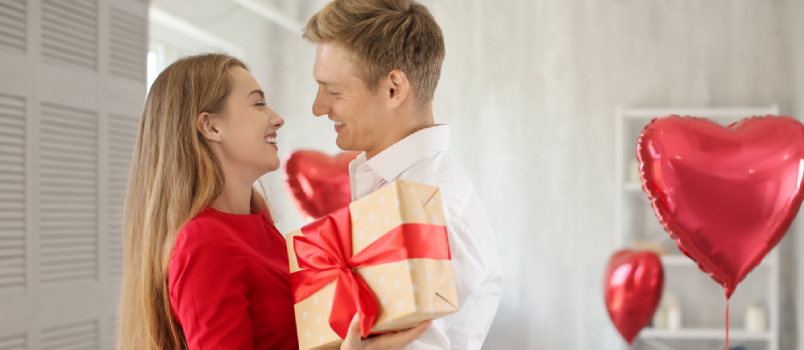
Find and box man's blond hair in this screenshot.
[304,0,445,109]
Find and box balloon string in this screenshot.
[726,299,730,350]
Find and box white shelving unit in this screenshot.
[614,106,781,350]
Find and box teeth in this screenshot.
[264,137,277,144]
[334,121,345,127]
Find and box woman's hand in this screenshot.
[341,315,432,350]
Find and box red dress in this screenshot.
[169,207,299,350]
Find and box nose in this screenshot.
[270,111,284,129]
[312,86,329,117]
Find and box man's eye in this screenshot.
[329,91,339,96]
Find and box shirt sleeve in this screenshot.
[404,193,505,350]
[168,220,253,350]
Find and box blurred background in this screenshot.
[2,0,804,349]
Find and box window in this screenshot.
[147,6,245,91]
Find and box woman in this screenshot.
[117,54,430,350]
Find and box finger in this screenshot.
[402,320,432,342]
[341,314,362,350]
[367,320,432,350]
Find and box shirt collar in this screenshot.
[349,125,451,182]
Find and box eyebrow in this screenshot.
[315,79,332,86]
[249,89,264,99]
[313,73,335,87]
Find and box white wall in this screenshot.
[147,0,804,349]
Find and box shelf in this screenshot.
[640,328,771,341]
[622,107,778,120]
[661,254,775,268]
[660,255,696,266]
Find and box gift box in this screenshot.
[286,180,459,350]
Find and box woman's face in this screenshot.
[210,66,284,178]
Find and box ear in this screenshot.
[386,69,410,109]
[196,111,222,143]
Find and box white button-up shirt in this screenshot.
[349,125,504,350]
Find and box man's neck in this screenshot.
[365,109,434,160]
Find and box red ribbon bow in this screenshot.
[291,205,451,339]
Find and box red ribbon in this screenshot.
[291,205,451,339]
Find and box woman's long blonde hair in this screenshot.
[117,53,266,350]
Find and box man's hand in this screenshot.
[341,314,432,350]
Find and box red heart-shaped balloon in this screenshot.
[604,250,664,345]
[637,115,804,298]
[283,150,360,221]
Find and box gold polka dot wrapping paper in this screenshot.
[286,180,460,350]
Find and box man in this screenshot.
[304,1,504,349]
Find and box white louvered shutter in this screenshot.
[0,0,148,349]
[0,0,26,53]
[39,102,99,284]
[0,93,26,291]
[107,113,138,278]
[109,7,146,82]
[41,0,99,71]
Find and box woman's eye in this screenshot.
[255,102,266,106]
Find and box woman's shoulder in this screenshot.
[173,208,242,255]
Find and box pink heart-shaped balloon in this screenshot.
[604,250,664,345]
[283,150,360,221]
[637,115,804,297]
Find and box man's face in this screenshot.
[312,43,390,152]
